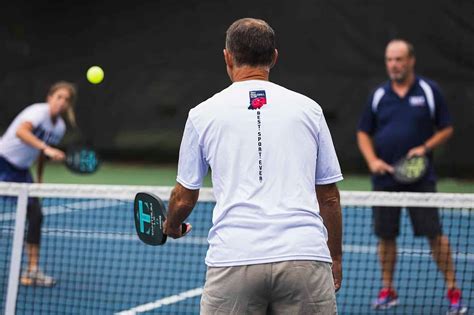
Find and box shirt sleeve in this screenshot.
[19,105,48,128]
[315,113,343,185]
[357,96,376,134]
[176,116,209,189]
[432,84,452,129]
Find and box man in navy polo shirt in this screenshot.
[357,39,466,314]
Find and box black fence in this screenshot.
[1,0,473,176]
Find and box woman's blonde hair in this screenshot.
[47,81,78,128]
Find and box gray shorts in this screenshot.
[200,260,337,315]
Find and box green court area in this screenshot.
[39,162,474,193]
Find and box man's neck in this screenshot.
[231,66,270,82]
[391,73,415,98]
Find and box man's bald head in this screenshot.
[225,18,276,67]
[386,39,415,58]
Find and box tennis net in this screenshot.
[0,182,472,314]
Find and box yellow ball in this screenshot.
[86,66,104,84]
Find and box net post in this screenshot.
[5,184,28,315]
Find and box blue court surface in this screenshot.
[1,198,472,314]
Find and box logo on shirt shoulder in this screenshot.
[409,96,426,107]
[248,90,267,110]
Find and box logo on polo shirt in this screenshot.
[248,90,267,110]
[409,96,426,107]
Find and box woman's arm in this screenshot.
[16,121,65,161]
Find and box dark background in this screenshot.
[1,0,473,177]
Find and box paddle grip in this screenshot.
[181,223,187,234]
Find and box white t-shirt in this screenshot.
[0,103,66,169]
[177,80,343,267]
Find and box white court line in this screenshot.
[40,229,209,245]
[1,203,469,222]
[0,200,126,222]
[43,200,125,215]
[0,228,209,245]
[115,287,203,315]
[0,228,472,261]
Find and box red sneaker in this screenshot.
[372,287,398,310]
[446,288,467,315]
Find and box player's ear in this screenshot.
[223,49,233,68]
[270,49,278,69]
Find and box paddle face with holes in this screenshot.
[134,192,168,245]
[65,145,100,174]
[393,155,429,184]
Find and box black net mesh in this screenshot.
[0,185,472,314]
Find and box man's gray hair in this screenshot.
[225,18,276,67]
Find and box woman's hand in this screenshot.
[43,146,65,161]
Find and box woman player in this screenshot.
[0,81,77,286]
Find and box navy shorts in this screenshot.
[0,156,34,183]
[373,182,442,239]
[1,156,43,244]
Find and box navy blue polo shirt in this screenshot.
[358,76,452,188]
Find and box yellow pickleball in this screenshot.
[86,66,104,84]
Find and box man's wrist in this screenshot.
[367,156,379,165]
[165,218,181,230]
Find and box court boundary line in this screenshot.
[0,199,126,222]
[114,287,203,315]
[0,228,472,261]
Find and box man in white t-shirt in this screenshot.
[164,18,343,314]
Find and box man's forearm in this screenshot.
[167,183,199,229]
[316,184,342,261]
[357,131,378,165]
[424,126,453,151]
[322,202,343,261]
